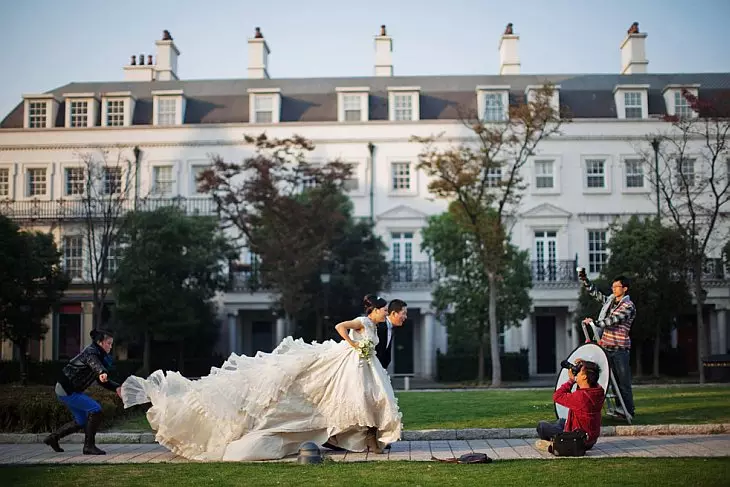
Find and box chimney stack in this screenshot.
[155,30,180,80]
[498,23,520,75]
[620,22,648,74]
[374,25,393,77]
[248,27,271,79]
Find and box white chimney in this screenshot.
[155,30,180,81]
[123,53,155,82]
[374,25,393,77]
[620,22,648,74]
[248,27,271,79]
[498,23,520,75]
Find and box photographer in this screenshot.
[535,360,605,452]
[579,271,636,418]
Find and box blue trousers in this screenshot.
[606,348,635,416]
[58,392,101,426]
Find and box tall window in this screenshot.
[535,160,554,189]
[390,232,414,282]
[27,168,47,197]
[676,157,696,188]
[391,162,411,191]
[588,230,608,273]
[157,97,177,125]
[65,167,85,196]
[103,236,120,276]
[191,166,207,195]
[585,159,606,188]
[63,236,84,279]
[483,93,505,121]
[103,167,122,195]
[28,101,47,128]
[69,100,89,127]
[625,159,644,188]
[106,100,125,126]
[486,167,502,187]
[153,166,174,195]
[253,95,273,123]
[393,94,413,121]
[0,168,9,197]
[624,92,642,119]
[674,91,693,118]
[342,95,362,121]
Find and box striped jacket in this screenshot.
[582,279,636,349]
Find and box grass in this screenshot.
[109,385,730,432]
[2,459,729,486]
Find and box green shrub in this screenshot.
[0,385,130,433]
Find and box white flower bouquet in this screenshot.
[357,339,375,362]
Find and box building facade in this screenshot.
[1,24,728,377]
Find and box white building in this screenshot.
[1,25,728,378]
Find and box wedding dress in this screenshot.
[120,316,402,461]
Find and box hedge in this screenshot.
[0,384,134,433]
[437,350,529,382]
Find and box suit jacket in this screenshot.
[375,319,392,369]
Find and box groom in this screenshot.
[375,299,408,370]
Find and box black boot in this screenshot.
[43,421,82,452]
[82,412,106,455]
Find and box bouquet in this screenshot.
[357,339,375,362]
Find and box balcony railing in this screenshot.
[386,261,440,290]
[0,197,217,221]
[531,260,579,287]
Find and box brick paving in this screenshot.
[1,434,729,464]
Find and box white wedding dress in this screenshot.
[120,316,402,461]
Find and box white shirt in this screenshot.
[386,318,393,347]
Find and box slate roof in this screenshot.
[2,72,729,128]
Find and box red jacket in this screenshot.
[553,380,605,447]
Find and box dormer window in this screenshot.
[152,89,186,126]
[476,86,509,122]
[388,87,420,121]
[663,84,700,119]
[613,84,649,120]
[336,87,369,122]
[23,94,58,129]
[101,92,135,127]
[63,93,97,128]
[248,88,281,124]
[525,85,561,116]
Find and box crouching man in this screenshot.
[535,360,605,453]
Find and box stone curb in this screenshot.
[2,424,729,444]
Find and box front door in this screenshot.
[534,231,557,282]
[390,232,413,282]
[536,315,557,374]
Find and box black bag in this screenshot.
[432,452,492,464]
[552,430,588,457]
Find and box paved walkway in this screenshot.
[2,435,729,464]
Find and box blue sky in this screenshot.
[1,0,729,118]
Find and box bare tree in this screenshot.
[413,85,565,385]
[637,90,730,383]
[72,146,141,329]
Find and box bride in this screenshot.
[120,294,402,461]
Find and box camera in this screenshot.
[560,360,582,376]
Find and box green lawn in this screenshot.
[3,459,729,486]
[110,386,730,432]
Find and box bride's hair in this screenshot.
[363,294,387,315]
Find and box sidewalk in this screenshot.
[2,434,729,464]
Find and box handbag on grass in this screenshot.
[552,430,588,457]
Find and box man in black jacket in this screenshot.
[375,299,408,370]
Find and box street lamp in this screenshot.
[650,138,661,220]
[319,271,331,342]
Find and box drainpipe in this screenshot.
[132,146,142,211]
[367,142,375,222]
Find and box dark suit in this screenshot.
[375,319,393,369]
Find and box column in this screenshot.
[718,309,728,355]
[709,311,719,354]
[567,308,579,351]
[81,302,94,347]
[41,313,53,361]
[422,312,435,379]
[227,312,238,355]
[275,317,287,345]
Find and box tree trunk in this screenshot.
[694,260,706,384]
[488,272,501,387]
[143,329,152,376]
[16,341,29,386]
[653,328,661,378]
[635,341,644,378]
[477,332,486,384]
[92,300,105,329]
